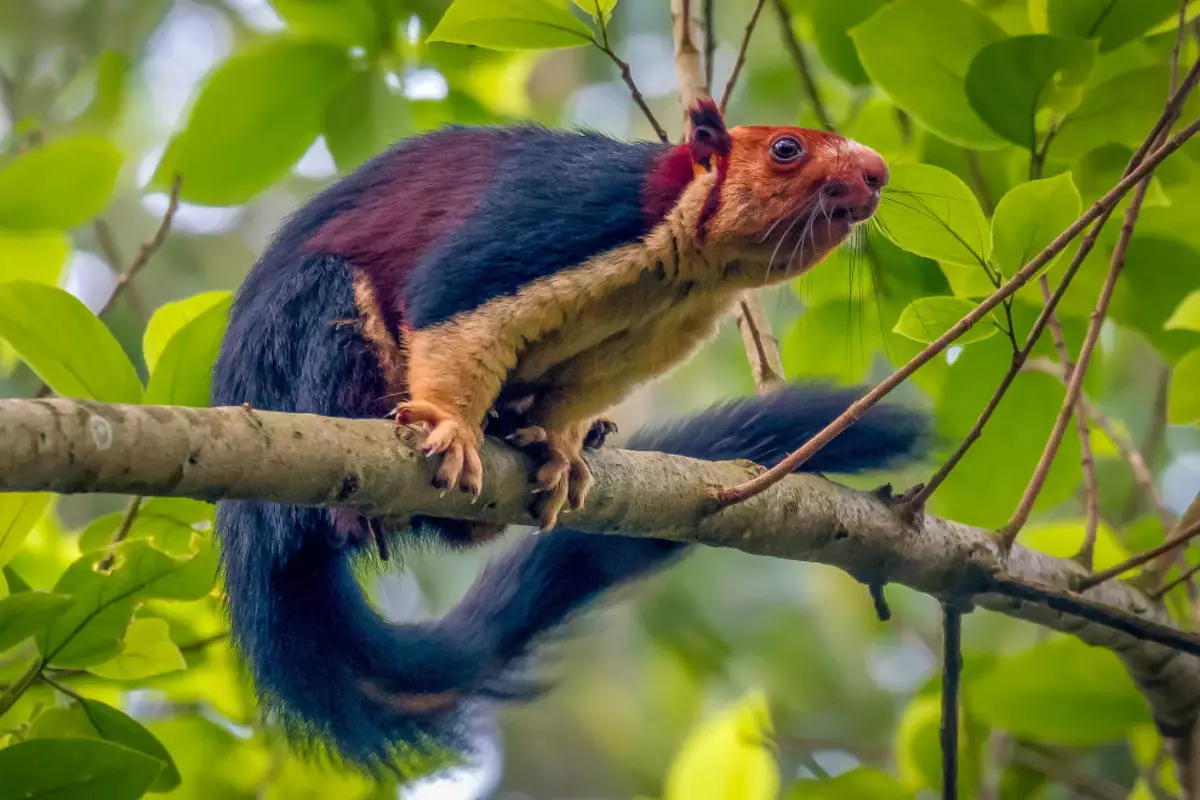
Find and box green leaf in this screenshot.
[26,707,101,740]
[38,535,218,668]
[427,0,594,50]
[1051,66,1173,161]
[88,618,186,680]
[664,690,780,800]
[939,261,999,298]
[0,282,142,403]
[78,51,131,131]
[810,0,888,86]
[990,173,1082,277]
[142,291,231,373]
[1111,238,1200,361]
[967,636,1152,744]
[843,98,920,163]
[152,40,351,205]
[0,232,71,375]
[789,768,913,799]
[1019,519,1134,572]
[78,498,214,555]
[270,0,380,48]
[877,164,990,266]
[0,738,162,800]
[934,339,1082,528]
[572,0,616,18]
[0,137,122,231]
[0,232,70,283]
[850,0,1006,149]
[0,592,72,652]
[1169,348,1200,426]
[144,295,231,407]
[0,493,52,567]
[965,35,1095,149]
[893,296,998,345]
[324,68,413,172]
[1046,0,1182,52]
[75,698,181,792]
[1166,291,1200,332]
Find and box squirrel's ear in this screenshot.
[687,99,731,171]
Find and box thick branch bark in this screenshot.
[1,397,1199,747]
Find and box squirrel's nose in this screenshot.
[822,146,888,222]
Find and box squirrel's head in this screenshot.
[678,99,888,281]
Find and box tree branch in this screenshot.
[714,117,1200,509]
[770,0,835,131]
[2,397,1200,753]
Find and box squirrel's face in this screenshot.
[703,125,888,281]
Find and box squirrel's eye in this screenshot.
[770,137,803,163]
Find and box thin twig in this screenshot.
[736,295,785,392]
[719,0,767,113]
[770,0,835,131]
[93,219,147,320]
[999,176,1157,546]
[98,175,181,319]
[97,495,143,571]
[713,117,1200,508]
[1024,357,1175,533]
[1076,519,1200,592]
[1154,562,1200,602]
[591,4,669,144]
[1150,492,1200,594]
[703,0,715,95]
[1037,276,1100,569]
[941,604,963,800]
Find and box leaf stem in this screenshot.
[0,659,42,719]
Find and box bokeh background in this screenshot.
[3,0,1200,798]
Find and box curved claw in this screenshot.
[583,418,619,450]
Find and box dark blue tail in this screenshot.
[212,250,928,771]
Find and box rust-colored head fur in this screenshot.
[681,101,888,280]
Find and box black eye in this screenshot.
[770,137,803,163]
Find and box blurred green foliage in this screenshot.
[1,0,1199,797]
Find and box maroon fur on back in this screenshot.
[306,129,502,332]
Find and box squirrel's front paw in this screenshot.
[394,402,483,496]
